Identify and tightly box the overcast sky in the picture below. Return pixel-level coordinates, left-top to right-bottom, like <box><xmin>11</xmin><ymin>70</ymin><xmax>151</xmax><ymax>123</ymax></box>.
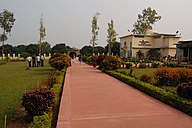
<box><xmin>1</xmin><ymin>0</ymin><xmax>192</xmax><ymax>49</ymax></box>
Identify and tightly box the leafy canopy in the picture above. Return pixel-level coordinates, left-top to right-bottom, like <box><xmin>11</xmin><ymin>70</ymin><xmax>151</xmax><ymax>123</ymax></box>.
<box><xmin>0</xmin><ymin>9</ymin><xmax>16</xmax><ymax>34</ymax></box>
<box><xmin>132</xmin><ymin>7</ymin><xmax>161</xmax><ymax>34</ymax></box>
<box><xmin>107</xmin><ymin>19</ymin><xmax>118</xmax><ymax>55</ymax></box>
<box><xmin>90</xmin><ymin>13</ymin><xmax>100</xmax><ymax>54</ymax></box>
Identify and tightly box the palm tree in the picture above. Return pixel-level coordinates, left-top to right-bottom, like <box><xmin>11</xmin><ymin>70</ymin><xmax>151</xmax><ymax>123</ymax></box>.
<box><xmin>136</xmin><ymin>50</ymin><xmax>144</xmax><ymax>60</ymax></box>
<box><xmin>146</xmin><ymin>49</ymin><xmax>161</xmax><ymax>61</ymax></box>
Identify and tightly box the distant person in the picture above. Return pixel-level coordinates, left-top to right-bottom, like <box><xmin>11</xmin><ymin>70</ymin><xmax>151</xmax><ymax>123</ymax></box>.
<box><xmin>32</xmin><ymin>55</ymin><xmax>36</xmax><ymax>67</ymax></box>
<box><xmin>79</xmin><ymin>55</ymin><xmax>82</xmax><ymax>64</ymax></box>
<box><xmin>40</xmin><ymin>55</ymin><xmax>45</xmax><ymax>67</ymax></box>
<box><xmin>26</xmin><ymin>56</ymin><xmax>32</xmax><ymax>67</ymax></box>
<box><xmin>36</xmin><ymin>55</ymin><xmax>41</xmax><ymax>67</ymax></box>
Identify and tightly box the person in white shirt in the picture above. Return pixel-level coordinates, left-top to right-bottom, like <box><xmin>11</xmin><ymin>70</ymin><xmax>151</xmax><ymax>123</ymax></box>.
<box><xmin>36</xmin><ymin>55</ymin><xmax>41</xmax><ymax>67</ymax></box>
<box><xmin>40</xmin><ymin>55</ymin><xmax>45</xmax><ymax>67</ymax></box>
<box><xmin>26</xmin><ymin>56</ymin><xmax>32</xmax><ymax>67</ymax></box>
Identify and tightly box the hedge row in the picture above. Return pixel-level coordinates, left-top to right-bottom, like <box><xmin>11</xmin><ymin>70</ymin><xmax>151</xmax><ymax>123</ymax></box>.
<box><xmin>106</xmin><ymin>70</ymin><xmax>192</xmax><ymax>116</ymax></box>
<box><xmin>28</xmin><ymin>71</ymin><xmax>65</xmax><ymax>128</ymax></box>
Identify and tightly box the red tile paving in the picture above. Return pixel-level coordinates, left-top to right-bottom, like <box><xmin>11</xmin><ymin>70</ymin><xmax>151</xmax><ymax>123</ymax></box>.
<box><xmin>57</xmin><ymin>60</ymin><xmax>192</xmax><ymax>128</ymax></box>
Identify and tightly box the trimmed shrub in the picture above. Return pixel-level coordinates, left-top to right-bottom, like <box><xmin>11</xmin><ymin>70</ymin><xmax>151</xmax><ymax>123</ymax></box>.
<box><xmin>177</xmin><ymin>82</ymin><xmax>192</xmax><ymax>100</ymax></box>
<box><xmin>151</xmin><ymin>61</ymin><xmax>161</xmax><ymax>68</ymax></box>
<box><xmin>87</xmin><ymin>55</ymin><xmax>97</xmax><ymax>65</ymax></box>
<box><xmin>22</xmin><ymin>87</ymin><xmax>55</xmax><ymax>116</ymax></box>
<box><xmin>49</xmin><ymin>53</ymin><xmax>71</xmax><ymax>71</ymax></box>
<box><xmin>125</xmin><ymin>62</ymin><xmax>133</xmax><ymax>69</ymax></box>
<box><xmin>140</xmin><ymin>74</ymin><xmax>151</xmax><ymax>83</ymax></box>
<box><xmin>99</xmin><ymin>56</ymin><xmax>121</xmax><ymax>70</ymax></box>
<box><xmin>82</xmin><ymin>56</ymin><xmax>88</xmax><ymax>62</ymax></box>
<box><xmin>167</xmin><ymin>61</ymin><xmax>178</xmax><ymax>68</ymax></box>
<box><xmin>29</xmin><ymin>113</ymin><xmax>52</xmax><ymax>128</ymax></box>
<box><xmin>139</xmin><ymin>63</ymin><xmax>147</xmax><ymax>68</ymax></box>
<box><xmin>40</xmin><ymin>75</ymin><xmax>57</xmax><ymax>89</ymax></box>
<box><xmin>177</xmin><ymin>68</ymin><xmax>192</xmax><ymax>83</ymax></box>
<box><xmin>154</xmin><ymin>67</ymin><xmax>179</xmax><ymax>86</ymax></box>
<box><xmin>96</xmin><ymin>54</ymin><xmax>107</xmax><ymax>65</ymax></box>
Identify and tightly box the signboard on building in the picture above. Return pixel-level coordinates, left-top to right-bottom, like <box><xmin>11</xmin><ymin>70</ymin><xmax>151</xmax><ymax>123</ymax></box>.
<box><xmin>139</xmin><ymin>40</ymin><xmax>151</xmax><ymax>46</ymax></box>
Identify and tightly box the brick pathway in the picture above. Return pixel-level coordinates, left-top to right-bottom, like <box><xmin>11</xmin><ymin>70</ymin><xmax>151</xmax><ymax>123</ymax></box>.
<box><xmin>57</xmin><ymin>60</ymin><xmax>192</xmax><ymax>128</ymax></box>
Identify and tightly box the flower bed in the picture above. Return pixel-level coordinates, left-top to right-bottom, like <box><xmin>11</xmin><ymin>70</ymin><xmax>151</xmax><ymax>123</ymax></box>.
<box><xmin>106</xmin><ymin>70</ymin><xmax>192</xmax><ymax>116</ymax></box>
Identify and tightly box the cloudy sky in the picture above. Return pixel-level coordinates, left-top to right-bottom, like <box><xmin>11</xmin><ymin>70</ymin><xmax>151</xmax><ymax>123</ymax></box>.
<box><xmin>1</xmin><ymin>0</ymin><xmax>192</xmax><ymax>49</ymax></box>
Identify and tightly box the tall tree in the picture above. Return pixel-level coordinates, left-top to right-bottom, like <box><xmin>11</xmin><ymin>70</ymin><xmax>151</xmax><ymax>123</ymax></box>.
<box><xmin>51</xmin><ymin>43</ymin><xmax>67</xmax><ymax>54</ymax></box>
<box><xmin>39</xmin><ymin>41</ymin><xmax>51</xmax><ymax>54</ymax></box>
<box><xmin>132</xmin><ymin>7</ymin><xmax>161</xmax><ymax>34</ymax></box>
<box><xmin>105</xmin><ymin>42</ymin><xmax>120</xmax><ymax>56</ymax></box>
<box><xmin>26</xmin><ymin>44</ymin><xmax>38</xmax><ymax>55</ymax></box>
<box><xmin>39</xmin><ymin>15</ymin><xmax>46</xmax><ymax>55</ymax></box>
<box><xmin>0</xmin><ymin>9</ymin><xmax>16</xmax><ymax>59</ymax></box>
<box><xmin>107</xmin><ymin>19</ymin><xmax>118</xmax><ymax>55</ymax></box>
<box><xmin>80</xmin><ymin>46</ymin><xmax>93</xmax><ymax>56</ymax></box>
<box><xmin>90</xmin><ymin>12</ymin><xmax>100</xmax><ymax>55</ymax></box>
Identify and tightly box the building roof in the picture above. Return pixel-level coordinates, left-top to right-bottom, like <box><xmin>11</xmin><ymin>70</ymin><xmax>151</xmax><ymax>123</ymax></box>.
<box><xmin>119</xmin><ymin>30</ymin><xmax>180</xmax><ymax>39</ymax></box>
<box><xmin>176</xmin><ymin>40</ymin><xmax>192</xmax><ymax>48</ymax></box>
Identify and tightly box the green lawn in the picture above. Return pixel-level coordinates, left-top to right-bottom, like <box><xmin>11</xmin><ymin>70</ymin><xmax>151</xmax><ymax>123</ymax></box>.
<box><xmin>118</xmin><ymin>67</ymin><xmax>178</xmax><ymax>94</ymax></box>
<box><xmin>118</xmin><ymin>68</ymin><xmax>156</xmax><ymax>78</ymax></box>
<box><xmin>0</xmin><ymin>61</ymin><xmax>52</xmax><ymax>128</ymax></box>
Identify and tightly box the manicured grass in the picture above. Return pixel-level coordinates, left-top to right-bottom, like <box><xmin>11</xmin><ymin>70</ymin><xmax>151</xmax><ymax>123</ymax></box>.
<box><xmin>118</xmin><ymin>68</ymin><xmax>156</xmax><ymax>78</ymax></box>
<box><xmin>118</xmin><ymin>67</ymin><xmax>178</xmax><ymax>95</ymax></box>
<box><xmin>0</xmin><ymin>61</ymin><xmax>52</xmax><ymax>128</ymax></box>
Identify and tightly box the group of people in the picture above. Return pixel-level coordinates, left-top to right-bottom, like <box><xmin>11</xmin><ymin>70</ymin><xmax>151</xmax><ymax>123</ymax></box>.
<box><xmin>71</xmin><ymin>54</ymin><xmax>82</xmax><ymax>65</ymax></box>
<box><xmin>26</xmin><ymin>54</ymin><xmax>45</xmax><ymax>67</ymax></box>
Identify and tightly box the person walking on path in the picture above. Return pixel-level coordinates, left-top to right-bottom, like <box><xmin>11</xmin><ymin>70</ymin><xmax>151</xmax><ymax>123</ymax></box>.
<box><xmin>78</xmin><ymin>55</ymin><xmax>82</xmax><ymax>64</ymax></box>
<box><xmin>26</xmin><ymin>56</ymin><xmax>32</xmax><ymax>67</ymax></box>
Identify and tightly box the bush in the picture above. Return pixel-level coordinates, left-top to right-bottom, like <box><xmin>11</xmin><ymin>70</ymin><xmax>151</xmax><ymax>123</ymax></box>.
<box><xmin>40</xmin><ymin>75</ymin><xmax>57</xmax><ymax>89</ymax></box>
<box><xmin>49</xmin><ymin>53</ymin><xmax>71</xmax><ymax>71</ymax></box>
<box><xmin>99</xmin><ymin>56</ymin><xmax>121</xmax><ymax>71</ymax></box>
<box><xmin>139</xmin><ymin>63</ymin><xmax>147</xmax><ymax>68</ymax></box>
<box><xmin>125</xmin><ymin>62</ymin><xmax>133</xmax><ymax>69</ymax></box>
<box><xmin>96</xmin><ymin>54</ymin><xmax>107</xmax><ymax>65</ymax></box>
<box><xmin>140</xmin><ymin>74</ymin><xmax>151</xmax><ymax>83</ymax></box>
<box><xmin>82</xmin><ymin>56</ymin><xmax>88</xmax><ymax>62</ymax></box>
<box><xmin>167</xmin><ymin>61</ymin><xmax>178</xmax><ymax>67</ymax></box>
<box><xmin>177</xmin><ymin>82</ymin><xmax>192</xmax><ymax>100</ymax></box>
<box><xmin>10</xmin><ymin>58</ymin><xmax>26</xmax><ymax>62</ymax></box>
<box><xmin>154</xmin><ymin>67</ymin><xmax>179</xmax><ymax>86</ymax></box>
<box><xmin>87</xmin><ymin>55</ymin><xmax>97</xmax><ymax>65</ymax></box>
<box><xmin>151</xmin><ymin>61</ymin><xmax>161</xmax><ymax>68</ymax></box>
<box><xmin>177</xmin><ymin>68</ymin><xmax>192</xmax><ymax>83</ymax></box>
<box><xmin>29</xmin><ymin>113</ymin><xmax>52</xmax><ymax>128</ymax></box>
<box><xmin>22</xmin><ymin>87</ymin><xmax>55</xmax><ymax>116</ymax></box>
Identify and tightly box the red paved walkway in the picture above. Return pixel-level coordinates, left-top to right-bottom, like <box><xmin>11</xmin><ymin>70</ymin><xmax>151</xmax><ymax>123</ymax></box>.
<box><xmin>57</xmin><ymin>60</ymin><xmax>192</xmax><ymax>128</ymax></box>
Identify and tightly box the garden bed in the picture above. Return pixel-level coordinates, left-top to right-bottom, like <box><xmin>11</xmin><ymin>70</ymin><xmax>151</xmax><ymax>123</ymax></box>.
<box><xmin>106</xmin><ymin>70</ymin><xmax>192</xmax><ymax>116</ymax></box>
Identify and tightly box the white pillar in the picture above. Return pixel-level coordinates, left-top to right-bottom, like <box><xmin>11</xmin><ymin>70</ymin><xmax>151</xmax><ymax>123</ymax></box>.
<box><xmin>18</xmin><ymin>54</ymin><xmax>20</xmax><ymax>58</ymax></box>
<box><xmin>3</xmin><ymin>54</ymin><xmax>5</xmax><ymax>59</ymax></box>
<box><xmin>13</xmin><ymin>54</ymin><xmax>15</xmax><ymax>58</ymax></box>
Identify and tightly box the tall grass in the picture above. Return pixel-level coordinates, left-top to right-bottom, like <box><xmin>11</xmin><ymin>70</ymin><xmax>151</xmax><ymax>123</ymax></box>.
<box><xmin>0</xmin><ymin>61</ymin><xmax>52</xmax><ymax>128</ymax></box>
